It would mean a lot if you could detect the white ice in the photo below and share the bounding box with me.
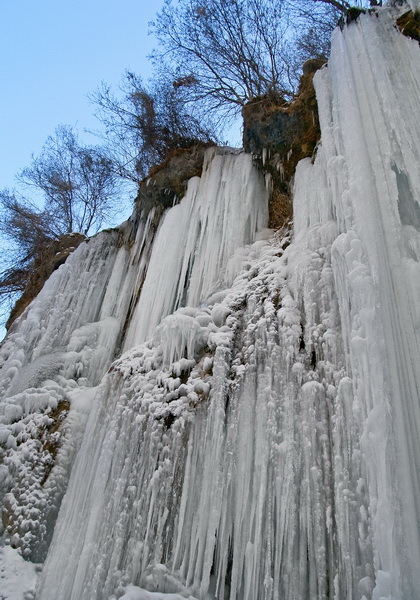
[2,5,420,600]
[0,545,39,599]
[123,147,268,349]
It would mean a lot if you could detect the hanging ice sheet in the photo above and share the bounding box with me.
[123,147,269,349]
[294,7,420,598]
[0,213,157,561]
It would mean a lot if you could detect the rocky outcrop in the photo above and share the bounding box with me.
[397,9,420,43]
[135,142,215,214]
[242,58,325,229]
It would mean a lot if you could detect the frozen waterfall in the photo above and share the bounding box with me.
[1,5,420,600]
[123,148,268,349]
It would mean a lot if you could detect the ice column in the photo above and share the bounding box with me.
[294,9,420,598]
[123,147,268,349]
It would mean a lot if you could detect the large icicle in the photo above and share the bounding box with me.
[123,147,268,349]
[0,213,155,396]
[294,8,420,597]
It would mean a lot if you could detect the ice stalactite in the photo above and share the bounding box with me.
[294,8,420,597]
[0,211,157,560]
[123,147,268,349]
[0,213,154,396]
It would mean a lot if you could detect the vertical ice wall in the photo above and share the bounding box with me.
[0,215,154,397]
[0,213,157,560]
[294,8,420,598]
[124,147,268,349]
[3,5,420,600]
[37,9,420,600]
[0,146,268,569]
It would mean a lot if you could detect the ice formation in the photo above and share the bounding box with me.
[0,147,268,572]
[123,148,268,349]
[1,5,420,600]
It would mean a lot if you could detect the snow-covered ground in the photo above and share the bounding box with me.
[0,546,38,600]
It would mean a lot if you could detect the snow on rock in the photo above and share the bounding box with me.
[116,586,197,600]
[407,0,420,11]
[0,545,39,599]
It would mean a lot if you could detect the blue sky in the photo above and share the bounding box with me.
[0,0,166,191]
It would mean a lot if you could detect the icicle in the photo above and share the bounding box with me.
[123,148,268,349]
[0,212,157,560]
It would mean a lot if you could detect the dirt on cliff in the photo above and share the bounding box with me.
[242,58,325,229]
[135,141,216,214]
[397,9,420,43]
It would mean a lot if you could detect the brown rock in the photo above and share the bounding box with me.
[242,58,325,229]
[135,142,215,214]
[397,10,420,43]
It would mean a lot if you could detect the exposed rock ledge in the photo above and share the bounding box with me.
[242,58,325,229]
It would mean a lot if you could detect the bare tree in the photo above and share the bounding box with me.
[0,190,56,322]
[90,72,217,183]
[151,0,293,117]
[0,126,123,325]
[19,125,120,236]
[151,0,380,121]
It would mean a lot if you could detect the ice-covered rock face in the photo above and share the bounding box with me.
[37,11,420,599]
[0,215,158,561]
[123,148,269,350]
[0,148,268,569]
[407,0,420,11]
[3,6,420,600]
[294,10,420,597]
